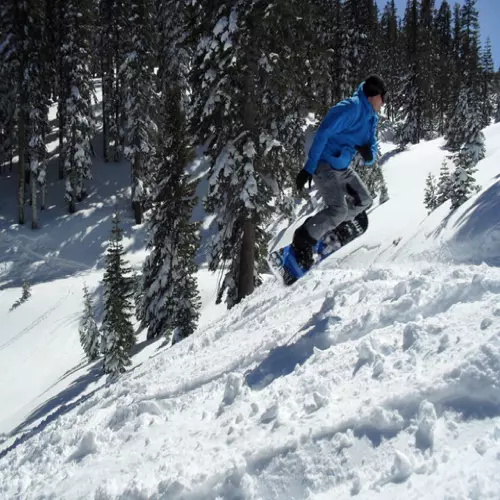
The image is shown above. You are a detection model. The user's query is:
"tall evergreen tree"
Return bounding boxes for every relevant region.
[379,0,400,121]
[0,2,17,175]
[121,0,155,224]
[398,0,422,145]
[79,283,101,361]
[434,0,452,134]
[139,0,201,342]
[26,0,49,229]
[61,0,95,213]
[190,0,309,307]
[101,212,135,375]
[446,0,482,152]
[479,38,495,128]
[419,0,436,137]
[448,90,484,210]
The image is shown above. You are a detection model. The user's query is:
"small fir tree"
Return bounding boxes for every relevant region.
[101,211,135,375]
[423,173,439,213]
[436,159,452,205]
[79,283,100,361]
[449,146,482,211]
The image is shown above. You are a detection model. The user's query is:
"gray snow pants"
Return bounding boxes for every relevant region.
[303,162,373,241]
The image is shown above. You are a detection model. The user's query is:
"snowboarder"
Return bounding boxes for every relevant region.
[292,74,386,271]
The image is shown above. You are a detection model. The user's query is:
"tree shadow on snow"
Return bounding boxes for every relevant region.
[0,361,103,460]
[430,178,500,266]
[245,294,340,390]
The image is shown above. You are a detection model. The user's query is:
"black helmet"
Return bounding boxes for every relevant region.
[363,75,387,102]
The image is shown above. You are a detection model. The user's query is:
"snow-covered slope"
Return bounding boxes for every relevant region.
[1,123,500,499]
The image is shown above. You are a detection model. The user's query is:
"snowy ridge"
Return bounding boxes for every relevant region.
[2,262,500,499]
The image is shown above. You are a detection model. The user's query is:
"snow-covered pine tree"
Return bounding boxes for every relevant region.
[101,211,135,375]
[449,90,484,210]
[436,159,452,205]
[26,2,50,229]
[397,0,422,145]
[139,0,200,342]
[61,0,95,213]
[479,38,495,128]
[121,0,155,224]
[379,0,401,121]
[341,0,379,95]
[423,173,438,213]
[446,0,482,151]
[449,147,481,210]
[79,283,100,361]
[99,0,116,163]
[418,0,437,138]
[190,0,309,307]
[0,2,17,175]
[434,0,452,135]
[445,4,462,149]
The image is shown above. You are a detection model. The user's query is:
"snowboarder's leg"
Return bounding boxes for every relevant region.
[291,162,348,271]
[344,169,373,221]
[302,162,348,241]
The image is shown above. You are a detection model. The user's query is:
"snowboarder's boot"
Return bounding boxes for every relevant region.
[291,226,316,272]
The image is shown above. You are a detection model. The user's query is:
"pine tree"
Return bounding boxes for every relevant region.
[26,1,50,229]
[101,211,135,375]
[397,0,422,145]
[140,0,200,341]
[61,0,95,213]
[480,38,495,128]
[190,0,309,307]
[423,173,438,213]
[448,91,484,210]
[449,147,481,210]
[419,0,436,137]
[445,3,462,147]
[0,2,17,175]
[434,0,452,135]
[379,0,401,121]
[121,0,156,224]
[436,159,452,205]
[79,283,100,361]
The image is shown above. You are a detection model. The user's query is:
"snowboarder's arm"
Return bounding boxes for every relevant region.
[364,137,377,166]
[304,103,355,175]
[365,118,379,166]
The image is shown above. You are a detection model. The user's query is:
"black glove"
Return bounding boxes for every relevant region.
[296,169,313,191]
[355,144,373,163]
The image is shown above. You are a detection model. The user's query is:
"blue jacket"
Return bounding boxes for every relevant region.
[304,84,379,174]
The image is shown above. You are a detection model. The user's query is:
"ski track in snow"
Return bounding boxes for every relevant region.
[0,287,72,352]
[2,262,500,499]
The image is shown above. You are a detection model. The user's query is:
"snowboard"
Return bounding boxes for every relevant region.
[269,211,369,286]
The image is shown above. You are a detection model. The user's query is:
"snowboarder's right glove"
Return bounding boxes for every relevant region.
[296,169,313,191]
[355,144,373,164]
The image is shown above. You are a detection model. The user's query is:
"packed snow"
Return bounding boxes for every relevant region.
[1,122,500,499]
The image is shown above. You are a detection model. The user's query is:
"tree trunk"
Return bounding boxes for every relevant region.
[58,98,65,179]
[132,150,143,224]
[18,111,26,225]
[238,219,255,302]
[68,125,76,213]
[31,167,38,229]
[41,182,46,211]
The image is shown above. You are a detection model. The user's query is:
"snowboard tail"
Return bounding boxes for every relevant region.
[269,211,368,286]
